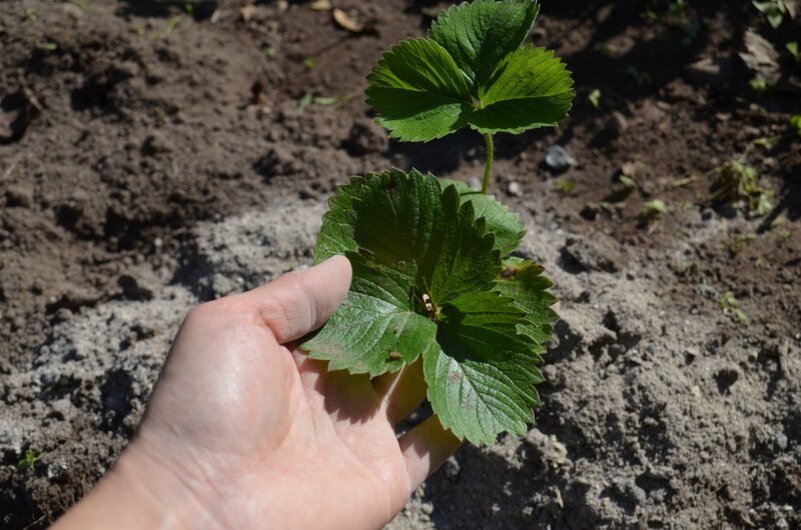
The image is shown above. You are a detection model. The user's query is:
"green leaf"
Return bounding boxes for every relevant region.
[430,0,540,87]
[344,168,446,279]
[443,179,525,255]
[366,38,473,141]
[471,46,574,134]
[316,169,500,304]
[366,1,573,141]
[424,291,543,445]
[303,169,556,445]
[493,257,558,350]
[303,255,438,376]
[315,177,367,262]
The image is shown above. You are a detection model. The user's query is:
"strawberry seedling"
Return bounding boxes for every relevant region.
[17,449,40,472]
[301,0,573,445]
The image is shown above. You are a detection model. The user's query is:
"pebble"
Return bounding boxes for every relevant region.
[142,132,174,156]
[54,308,73,323]
[4,185,34,208]
[50,398,75,420]
[467,176,481,190]
[562,237,619,273]
[613,477,647,506]
[61,2,84,19]
[684,57,735,88]
[605,111,628,136]
[506,180,522,197]
[776,433,788,451]
[545,145,576,172]
[118,274,155,301]
[444,456,461,479]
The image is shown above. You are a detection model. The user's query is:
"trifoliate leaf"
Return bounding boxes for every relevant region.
[303,169,555,445]
[471,46,574,134]
[444,179,525,255]
[430,0,540,87]
[493,257,558,351]
[366,38,473,141]
[366,0,573,141]
[424,291,543,445]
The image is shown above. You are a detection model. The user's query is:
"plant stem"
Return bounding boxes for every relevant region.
[481,133,494,194]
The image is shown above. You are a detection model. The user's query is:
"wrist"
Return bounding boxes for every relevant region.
[52,440,215,530]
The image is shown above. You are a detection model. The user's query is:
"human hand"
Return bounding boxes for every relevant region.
[53,256,460,530]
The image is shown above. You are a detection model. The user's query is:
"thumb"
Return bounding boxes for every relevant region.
[237,255,352,344]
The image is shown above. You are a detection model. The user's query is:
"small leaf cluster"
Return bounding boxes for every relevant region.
[366,0,573,141]
[753,0,793,28]
[709,159,773,216]
[303,170,557,445]
[17,449,40,472]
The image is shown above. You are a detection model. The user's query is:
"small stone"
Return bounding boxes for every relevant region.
[620,160,647,180]
[684,347,699,359]
[115,61,140,81]
[776,433,788,450]
[118,274,155,301]
[561,237,619,273]
[49,398,75,420]
[605,111,628,136]
[684,57,735,89]
[4,184,34,208]
[54,308,73,322]
[444,456,461,479]
[46,458,70,480]
[506,180,522,197]
[467,176,481,190]
[61,2,84,19]
[142,132,173,156]
[545,145,576,172]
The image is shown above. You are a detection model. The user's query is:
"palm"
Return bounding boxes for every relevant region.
[133,257,458,529]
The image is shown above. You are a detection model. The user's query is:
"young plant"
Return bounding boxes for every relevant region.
[791,114,801,136]
[753,0,792,28]
[301,0,573,445]
[17,448,40,472]
[708,159,773,216]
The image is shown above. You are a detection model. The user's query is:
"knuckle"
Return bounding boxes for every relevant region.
[185,296,256,325]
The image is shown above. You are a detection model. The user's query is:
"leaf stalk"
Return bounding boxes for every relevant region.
[481,132,494,194]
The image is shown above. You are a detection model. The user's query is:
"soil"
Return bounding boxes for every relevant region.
[1,1,800,529]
